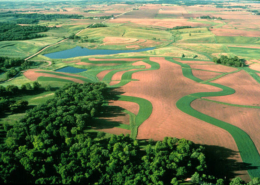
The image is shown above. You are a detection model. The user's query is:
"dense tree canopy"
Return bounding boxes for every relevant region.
[213,55,245,67]
[0,82,209,184]
[0,23,50,41]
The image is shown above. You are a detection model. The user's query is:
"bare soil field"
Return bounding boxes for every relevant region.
[249,63,260,71]
[109,100,139,115]
[119,9,159,19]
[114,57,248,179]
[191,99,260,154]
[126,45,140,49]
[103,37,137,44]
[206,70,260,106]
[211,28,260,37]
[96,70,114,81]
[158,5,187,14]
[110,18,209,28]
[189,64,237,73]
[23,69,85,83]
[192,70,220,81]
[109,69,136,86]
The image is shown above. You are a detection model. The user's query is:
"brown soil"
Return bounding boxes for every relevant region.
[206,70,260,106]
[96,70,114,81]
[192,69,220,81]
[23,69,85,83]
[211,28,260,37]
[111,56,249,180]
[126,45,140,49]
[109,69,137,86]
[109,18,209,28]
[249,63,260,71]
[189,64,237,73]
[191,99,260,155]
[108,100,139,115]
[95,127,131,135]
[103,37,137,44]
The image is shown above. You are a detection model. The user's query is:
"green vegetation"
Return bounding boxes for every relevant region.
[198,16,223,20]
[0,82,209,184]
[87,23,108,28]
[213,55,245,67]
[0,23,50,41]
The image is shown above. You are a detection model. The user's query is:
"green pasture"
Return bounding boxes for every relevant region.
[35,71,93,83]
[0,37,61,58]
[216,36,260,44]
[167,57,260,178]
[78,25,173,41]
[228,47,260,60]
[44,25,87,38]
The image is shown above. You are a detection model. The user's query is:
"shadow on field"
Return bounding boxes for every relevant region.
[90,87,128,130]
[200,144,258,181]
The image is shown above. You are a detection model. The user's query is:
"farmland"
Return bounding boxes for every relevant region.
[1,0,260,184]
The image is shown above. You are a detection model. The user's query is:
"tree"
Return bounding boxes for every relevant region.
[33,81,41,90]
[230,177,244,185]
[191,172,200,184]
[25,83,32,90]
[182,54,185,58]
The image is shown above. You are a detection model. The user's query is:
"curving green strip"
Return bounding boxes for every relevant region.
[117,96,153,139]
[167,57,260,178]
[111,58,160,87]
[99,58,159,138]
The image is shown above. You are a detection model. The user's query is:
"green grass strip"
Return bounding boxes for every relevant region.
[116,95,153,139]
[37,76,76,83]
[112,58,160,87]
[167,57,260,178]
[36,71,92,83]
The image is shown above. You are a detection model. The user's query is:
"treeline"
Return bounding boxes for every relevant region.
[0,23,50,41]
[0,13,84,22]
[0,82,212,184]
[67,34,95,43]
[0,57,31,80]
[87,23,108,28]
[0,81,41,115]
[198,15,223,20]
[167,26,193,30]
[213,56,245,67]
[86,15,114,20]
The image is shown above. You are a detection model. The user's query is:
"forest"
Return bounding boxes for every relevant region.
[0,13,84,22]
[0,82,210,184]
[0,57,31,80]
[213,56,245,67]
[0,23,50,41]
[88,23,108,28]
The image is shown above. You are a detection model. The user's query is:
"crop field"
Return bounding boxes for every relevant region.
[3,1,260,183]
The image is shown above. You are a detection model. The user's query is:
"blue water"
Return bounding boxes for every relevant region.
[44,46,155,59]
[56,66,87,73]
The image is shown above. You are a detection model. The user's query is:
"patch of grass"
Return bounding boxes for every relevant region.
[0,37,61,58]
[37,76,75,83]
[36,71,92,83]
[228,47,260,60]
[216,36,259,44]
[0,75,32,87]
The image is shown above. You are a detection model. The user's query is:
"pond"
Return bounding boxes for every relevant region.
[44,46,155,59]
[55,66,87,73]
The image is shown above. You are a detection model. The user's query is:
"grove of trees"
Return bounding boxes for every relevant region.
[0,23,50,41]
[213,55,245,67]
